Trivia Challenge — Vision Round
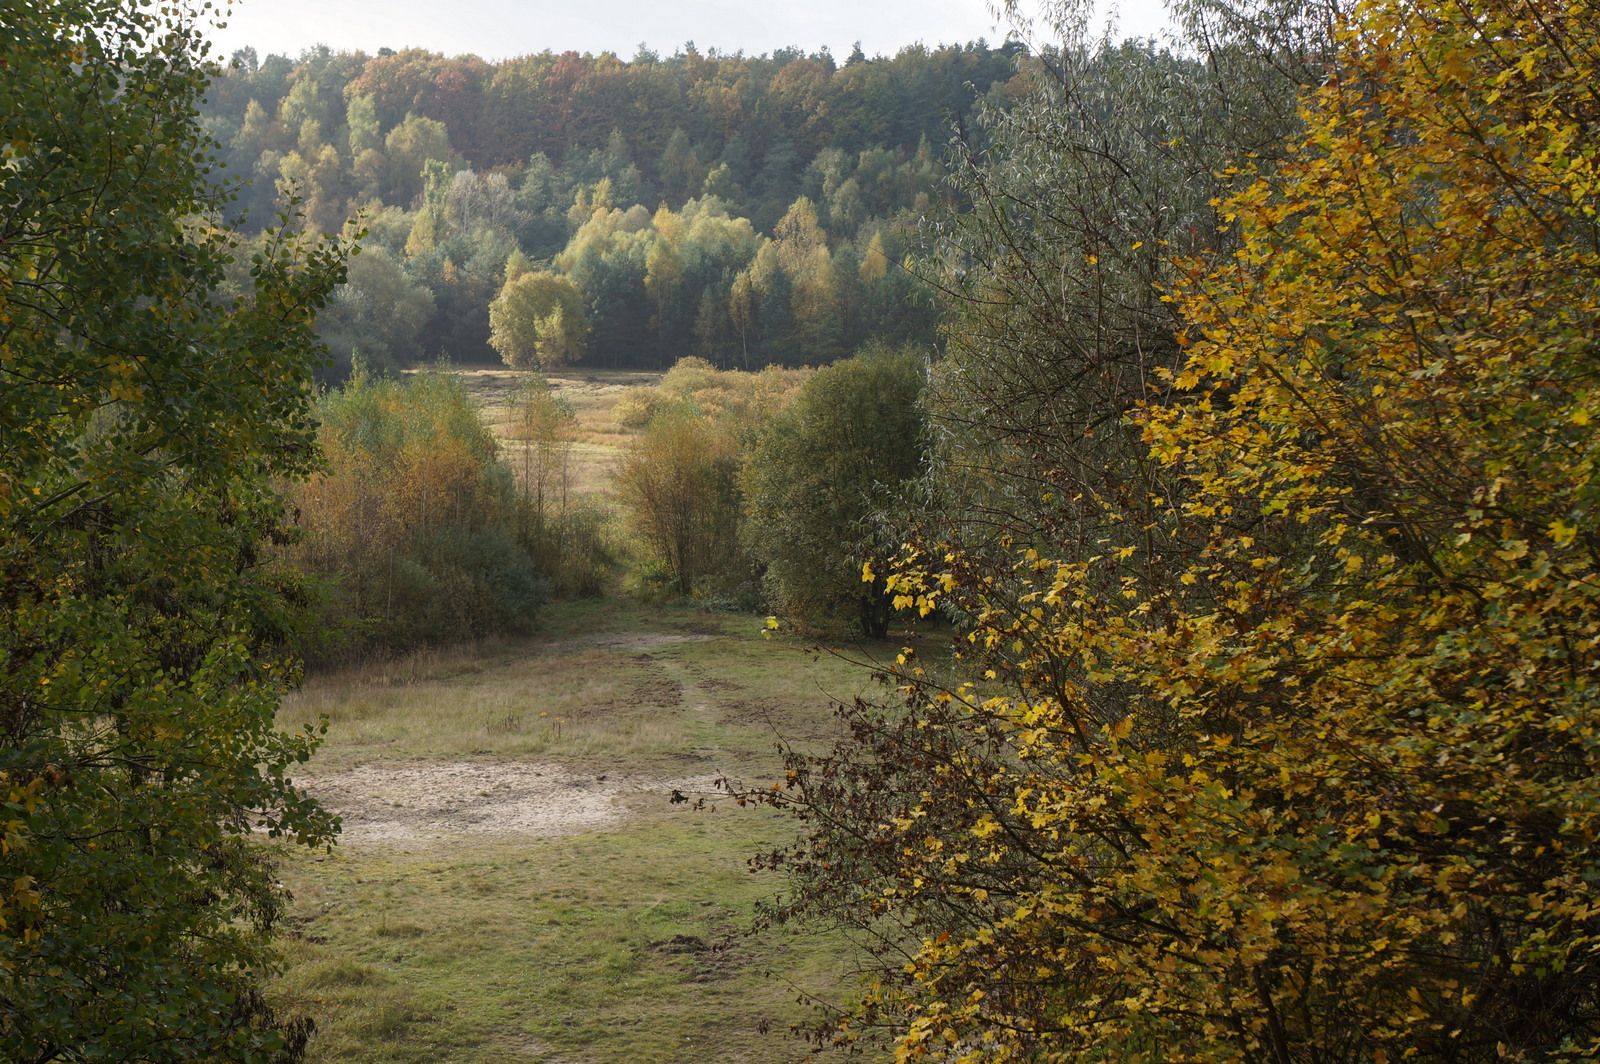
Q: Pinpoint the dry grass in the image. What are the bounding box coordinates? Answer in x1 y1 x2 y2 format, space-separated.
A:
439 367 660 503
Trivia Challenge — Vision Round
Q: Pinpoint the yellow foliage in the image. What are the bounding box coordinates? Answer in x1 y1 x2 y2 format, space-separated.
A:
283 369 542 656
841 2 1600 1059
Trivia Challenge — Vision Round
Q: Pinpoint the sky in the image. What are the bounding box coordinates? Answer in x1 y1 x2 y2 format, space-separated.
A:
209 0 1178 63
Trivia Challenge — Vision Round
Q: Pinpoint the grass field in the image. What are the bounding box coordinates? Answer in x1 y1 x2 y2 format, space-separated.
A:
269 599 899 1062
452 367 658 504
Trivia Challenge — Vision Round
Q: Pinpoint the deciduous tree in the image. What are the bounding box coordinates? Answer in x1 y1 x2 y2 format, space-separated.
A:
751 1 1600 1060
488 268 589 369
742 346 925 636
1 2 344 1056
614 413 742 595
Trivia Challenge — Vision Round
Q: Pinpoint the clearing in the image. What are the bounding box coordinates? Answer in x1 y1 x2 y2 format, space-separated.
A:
451 366 659 503
269 599 892 1063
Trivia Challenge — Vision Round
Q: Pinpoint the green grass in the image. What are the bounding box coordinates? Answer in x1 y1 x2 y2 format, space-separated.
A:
270 599 898 1062
270 816 854 1063
278 602 876 774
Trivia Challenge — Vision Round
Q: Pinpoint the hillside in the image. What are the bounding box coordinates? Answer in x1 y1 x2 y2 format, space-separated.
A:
200 44 1023 374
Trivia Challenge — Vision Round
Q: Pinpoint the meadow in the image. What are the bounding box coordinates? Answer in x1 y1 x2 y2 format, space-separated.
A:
268 571 894 1060
262 358 946 1061
456 367 657 504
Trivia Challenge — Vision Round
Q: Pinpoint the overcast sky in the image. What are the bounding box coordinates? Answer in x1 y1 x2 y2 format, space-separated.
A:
210 0 1177 62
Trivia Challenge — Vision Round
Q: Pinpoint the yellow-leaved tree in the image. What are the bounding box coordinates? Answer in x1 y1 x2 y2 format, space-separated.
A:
753 1 1600 1060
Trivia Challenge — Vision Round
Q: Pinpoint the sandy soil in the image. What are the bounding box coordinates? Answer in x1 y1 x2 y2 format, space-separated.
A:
302 759 717 846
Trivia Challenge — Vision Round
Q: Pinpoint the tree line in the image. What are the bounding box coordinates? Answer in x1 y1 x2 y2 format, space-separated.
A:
201 41 1017 374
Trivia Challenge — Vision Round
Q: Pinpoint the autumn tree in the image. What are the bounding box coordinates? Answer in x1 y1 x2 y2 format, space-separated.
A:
489 266 589 369
287 370 545 657
501 373 596 595
198 41 1006 372
748 0 1600 1060
383 112 459 204
927 11 1324 553
506 372 574 534
555 201 654 364
1 2 344 1056
614 413 742 595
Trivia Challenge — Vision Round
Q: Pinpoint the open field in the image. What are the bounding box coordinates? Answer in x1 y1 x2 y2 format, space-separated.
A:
449 367 659 503
270 600 901 1062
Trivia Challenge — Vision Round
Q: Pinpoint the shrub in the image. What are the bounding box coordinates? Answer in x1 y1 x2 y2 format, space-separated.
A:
741 346 926 636
285 368 544 659
540 504 616 598
614 412 743 596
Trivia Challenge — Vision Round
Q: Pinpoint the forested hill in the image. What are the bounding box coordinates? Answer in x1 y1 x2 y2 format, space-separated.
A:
200 43 1025 374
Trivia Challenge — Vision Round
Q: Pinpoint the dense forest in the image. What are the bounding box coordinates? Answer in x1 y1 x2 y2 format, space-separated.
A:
200 43 1023 374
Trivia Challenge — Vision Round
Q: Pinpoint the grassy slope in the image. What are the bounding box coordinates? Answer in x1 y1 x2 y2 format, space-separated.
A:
270 600 896 1063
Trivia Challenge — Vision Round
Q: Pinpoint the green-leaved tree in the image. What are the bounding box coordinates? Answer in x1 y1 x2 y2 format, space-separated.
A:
489 267 589 369
742 346 925 636
1 2 345 1057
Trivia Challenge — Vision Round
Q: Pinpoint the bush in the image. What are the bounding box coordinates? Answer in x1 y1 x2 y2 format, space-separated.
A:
284 367 545 659
614 358 812 434
741 345 926 637
613 412 742 596
613 385 669 430
622 557 680 603
539 504 615 598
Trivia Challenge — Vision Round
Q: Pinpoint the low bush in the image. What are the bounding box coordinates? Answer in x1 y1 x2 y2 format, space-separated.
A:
284 367 545 660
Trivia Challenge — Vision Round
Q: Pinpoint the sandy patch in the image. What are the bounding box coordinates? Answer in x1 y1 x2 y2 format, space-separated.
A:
303 760 715 846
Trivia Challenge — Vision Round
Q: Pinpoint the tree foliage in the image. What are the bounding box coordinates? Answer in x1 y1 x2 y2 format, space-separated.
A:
284 369 545 659
927 0 1328 550
609 357 814 602
614 412 743 596
752 1 1600 1060
198 41 972 370
315 243 435 376
489 268 588 369
742 347 926 637
1 2 344 1056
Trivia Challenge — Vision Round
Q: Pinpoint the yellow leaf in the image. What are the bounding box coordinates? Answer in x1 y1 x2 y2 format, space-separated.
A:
1495 540 1529 562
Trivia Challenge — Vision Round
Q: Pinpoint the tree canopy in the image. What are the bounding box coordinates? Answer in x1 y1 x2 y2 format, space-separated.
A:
489 267 589 369
1 2 345 1056
750 0 1600 1059
742 346 926 636
198 41 981 371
